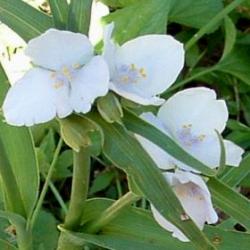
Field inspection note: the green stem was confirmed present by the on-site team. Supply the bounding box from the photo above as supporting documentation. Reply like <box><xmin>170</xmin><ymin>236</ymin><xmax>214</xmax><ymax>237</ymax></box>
<box><xmin>185</xmin><ymin>0</ymin><xmax>245</xmax><ymax>51</ymax></box>
<box><xmin>27</xmin><ymin>137</ymin><xmax>63</xmax><ymax>230</ymax></box>
<box><xmin>85</xmin><ymin>191</ymin><xmax>139</xmax><ymax>234</ymax></box>
<box><xmin>48</xmin><ymin>179</ymin><xmax>68</xmax><ymax>215</ymax></box>
<box><xmin>57</xmin><ymin>148</ymin><xmax>90</xmax><ymax>250</ymax></box>
<box><xmin>64</xmin><ymin>148</ymin><xmax>90</xmax><ymax>229</ymax></box>
<box><xmin>162</xmin><ymin>67</ymin><xmax>216</xmax><ymax>96</ymax></box>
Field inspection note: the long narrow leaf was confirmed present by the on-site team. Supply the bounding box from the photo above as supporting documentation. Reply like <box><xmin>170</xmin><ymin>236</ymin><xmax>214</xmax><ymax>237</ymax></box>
<box><xmin>0</xmin><ymin>65</ymin><xmax>39</xmax><ymax>218</ymax></box>
<box><xmin>208</xmin><ymin>177</ymin><xmax>250</xmax><ymax>230</ymax></box>
<box><xmin>62</xmin><ymin>198</ymin><xmax>250</xmax><ymax>250</ymax></box>
<box><xmin>88</xmin><ymin>113</ymin><xmax>216</xmax><ymax>250</ymax></box>
<box><xmin>48</xmin><ymin>0</ymin><xmax>69</xmax><ymax>29</ymax></box>
<box><xmin>0</xmin><ymin>0</ymin><xmax>53</xmax><ymax>41</ymax></box>
<box><xmin>68</xmin><ymin>0</ymin><xmax>92</xmax><ymax>34</ymax></box>
<box><xmin>123</xmin><ymin>109</ymin><xmax>216</xmax><ymax>176</ymax></box>
<box><xmin>220</xmin><ymin>154</ymin><xmax>250</xmax><ymax>187</ymax></box>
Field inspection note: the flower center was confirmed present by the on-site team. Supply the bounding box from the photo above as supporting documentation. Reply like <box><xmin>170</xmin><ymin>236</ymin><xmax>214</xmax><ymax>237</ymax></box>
<box><xmin>50</xmin><ymin>64</ymin><xmax>81</xmax><ymax>89</ymax></box>
<box><xmin>115</xmin><ymin>64</ymin><xmax>147</xmax><ymax>84</ymax></box>
<box><xmin>177</xmin><ymin>124</ymin><xmax>206</xmax><ymax>148</ymax></box>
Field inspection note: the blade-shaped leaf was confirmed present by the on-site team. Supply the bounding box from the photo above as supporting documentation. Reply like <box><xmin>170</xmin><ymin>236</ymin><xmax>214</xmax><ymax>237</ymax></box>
<box><xmin>0</xmin><ymin>65</ymin><xmax>39</xmax><ymax>218</ymax></box>
<box><xmin>0</xmin><ymin>0</ymin><xmax>53</xmax><ymax>41</ymax></box>
<box><xmin>0</xmin><ymin>64</ymin><xmax>9</xmax><ymax>106</ymax></box>
<box><xmin>220</xmin><ymin>154</ymin><xmax>250</xmax><ymax>187</ymax></box>
<box><xmin>216</xmin><ymin>45</ymin><xmax>250</xmax><ymax>85</ymax></box>
<box><xmin>208</xmin><ymin>177</ymin><xmax>250</xmax><ymax>230</ymax></box>
<box><xmin>88</xmin><ymin>112</ymin><xmax>215</xmax><ymax>250</ymax></box>
<box><xmin>0</xmin><ymin>239</ymin><xmax>17</xmax><ymax>250</ymax></box>
<box><xmin>61</xmin><ymin>198</ymin><xmax>250</xmax><ymax>250</ymax></box>
<box><xmin>169</xmin><ymin>0</ymin><xmax>223</xmax><ymax>30</ymax></box>
<box><xmin>122</xmin><ymin>110</ymin><xmax>216</xmax><ymax>176</ymax></box>
<box><xmin>48</xmin><ymin>0</ymin><xmax>69</xmax><ymax>29</ymax></box>
<box><xmin>68</xmin><ymin>0</ymin><xmax>92</xmax><ymax>34</ymax></box>
<box><xmin>104</xmin><ymin>0</ymin><xmax>171</xmax><ymax>44</ymax></box>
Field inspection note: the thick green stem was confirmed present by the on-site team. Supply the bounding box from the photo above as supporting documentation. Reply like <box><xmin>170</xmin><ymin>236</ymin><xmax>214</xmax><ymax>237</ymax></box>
<box><xmin>185</xmin><ymin>0</ymin><xmax>245</xmax><ymax>51</ymax></box>
<box><xmin>57</xmin><ymin>148</ymin><xmax>90</xmax><ymax>250</ymax></box>
<box><xmin>85</xmin><ymin>191</ymin><xmax>139</xmax><ymax>234</ymax></box>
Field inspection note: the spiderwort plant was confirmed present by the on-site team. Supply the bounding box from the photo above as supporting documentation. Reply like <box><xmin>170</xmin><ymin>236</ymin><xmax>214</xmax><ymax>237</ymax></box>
<box><xmin>0</xmin><ymin>0</ymin><xmax>249</xmax><ymax>250</ymax></box>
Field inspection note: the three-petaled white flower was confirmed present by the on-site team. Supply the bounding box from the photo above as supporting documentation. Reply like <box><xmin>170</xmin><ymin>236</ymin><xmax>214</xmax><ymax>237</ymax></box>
<box><xmin>137</xmin><ymin>87</ymin><xmax>244</xmax><ymax>171</ymax></box>
<box><xmin>3</xmin><ymin>29</ymin><xmax>109</xmax><ymax>126</ymax></box>
<box><xmin>151</xmin><ymin>170</ymin><xmax>218</xmax><ymax>242</ymax></box>
<box><xmin>103</xmin><ymin>23</ymin><xmax>185</xmax><ymax>105</ymax></box>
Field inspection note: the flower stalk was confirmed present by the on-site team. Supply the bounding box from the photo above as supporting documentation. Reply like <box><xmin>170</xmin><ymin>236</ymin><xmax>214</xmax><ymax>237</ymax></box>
<box><xmin>57</xmin><ymin>147</ymin><xmax>90</xmax><ymax>250</ymax></box>
<box><xmin>85</xmin><ymin>191</ymin><xmax>140</xmax><ymax>234</ymax></box>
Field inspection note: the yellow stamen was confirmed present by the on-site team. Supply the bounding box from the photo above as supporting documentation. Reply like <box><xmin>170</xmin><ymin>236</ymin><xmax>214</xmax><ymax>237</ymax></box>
<box><xmin>139</xmin><ymin>68</ymin><xmax>147</xmax><ymax>78</ymax></box>
<box><xmin>53</xmin><ymin>81</ymin><xmax>64</xmax><ymax>89</ymax></box>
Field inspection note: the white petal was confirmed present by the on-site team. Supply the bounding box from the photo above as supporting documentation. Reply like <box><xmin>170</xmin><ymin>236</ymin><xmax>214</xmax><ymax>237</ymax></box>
<box><xmin>151</xmin><ymin>205</ymin><xmax>189</xmax><ymax>242</ymax></box>
<box><xmin>110</xmin><ymin>81</ymin><xmax>165</xmax><ymax>105</ymax></box>
<box><xmin>224</xmin><ymin>140</ymin><xmax>244</xmax><ymax>167</ymax></box>
<box><xmin>103</xmin><ymin>22</ymin><xmax>118</xmax><ymax>76</ymax></box>
<box><xmin>70</xmin><ymin>56</ymin><xmax>109</xmax><ymax>113</ymax></box>
<box><xmin>182</xmin><ymin>134</ymin><xmax>222</xmax><ymax>170</ymax></box>
<box><xmin>89</xmin><ymin>1</ymin><xmax>109</xmax><ymax>45</ymax></box>
<box><xmin>135</xmin><ymin>112</ymin><xmax>175</xmax><ymax>170</ymax></box>
<box><xmin>113</xmin><ymin>35</ymin><xmax>184</xmax><ymax>98</ymax></box>
<box><xmin>158</xmin><ymin>87</ymin><xmax>228</xmax><ymax>136</ymax></box>
<box><xmin>25</xmin><ymin>29</ymin><xmax>94</xmax><ymax>70</ymax></box>
<box><xmin>171</xmin><ymin>171</ymin><xmax>218</xmax><ymax>226</ymax></box>
<box><xmin>3</xmin><ymin>68</ymin><xmax>72</xmax><ymax>126</ymax></box>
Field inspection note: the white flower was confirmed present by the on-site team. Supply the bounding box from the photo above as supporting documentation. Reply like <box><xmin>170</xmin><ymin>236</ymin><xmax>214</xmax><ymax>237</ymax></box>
<box><xmin>3</xmin><ymin>29</ymin><xmax>109</xmax><ymax>126</ymax></box>
<box><xmin>136</xmin><ymin>87</ymin><xmax>244</xmax><ymax>171</ymax></box>
<box><xmin>103</xmin><ymin>23</ymin><xmax>185</xmax><ymax>105</ymax></box>
<box><xmin>151</xmin><ymin>170</ymin><xmax>218</xmax><ymax>242</ymax></box>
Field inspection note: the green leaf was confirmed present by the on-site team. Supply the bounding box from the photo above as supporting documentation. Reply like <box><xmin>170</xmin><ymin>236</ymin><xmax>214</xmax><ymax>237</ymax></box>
<box><xmin>68</xmin><ymin>0</ymin><xmax>92</xmax><ymax>34</ymax></box>
<box><xmin>0</xmin><ymin>0</ymin><xmax>53</xmax><ymax>41</ymax></box>
<box><xmin>40</xmin><ymin>129</ymin><xmax>56</xmax><ymax>163</ymax></box>
<box><xmin>60</xmin><ymin>115</ymin><xmax>104</xmax><ymax>156</ymax></box>
<box><xmin>48</xmin><ymin>0</ymin><xmax>69</xmax><ymax>29</ymax></box>
<box><xmin>122</xmin><ymin>110</ymin><xmax>216</xmax><ymax>176</ymax></box>
<box><xmin>89</xmin><ymin>171</ymin><xmax>115</xmax><ymax>195</ymax></box>
<box><xmin>169</xmin><ymin>0</ymin><xmax>223</xmax><ymax>30</ymax></box>
<box><xmin>208</xmin><ymin>177</ymin><xmax>250</xmax><ymax>230</ymax></box>
<box><xmin>0</xmin><ymin>64</ymin><xmax>9</xmax><ymax>106</ymax></box>
<box><xmin>32</xmin><ymin>211</ymin><xmax>59</xmax><ymax>250</ymax></box>
<box><xmin>0</xmin><ymin>210</ymin><xmax>32</xmax><ymax>250</ymax></box>
<box><xmin>88</xmin><ymin>113</ymin><xmax>215</xmax><ymax>250</ymax></box>
<box><xmin>54</xmin><ymin>150</ymin><xmax>73</xmax><ymax>180</ymax></box>
<box><xmin>215</xmin><ymin>131</ymin><xmax>226</xmax><ymax>177</ymax></box>
<box><xmin>220</xmin><ymin>154</ymin><xmax>250</xmax><ymax>187</ymax></box>
<box><xmin>104</xmin><ymin>0</ymin><xmax>171</xmax><ymax>44</ymax></box>
<box><xmin>220</xmin><ymin>16</ymin><xmax>237</xmax><ymax>61</ymax></box>
<box><xmin>97</xmin><ymin>92</ymin><xmax>123</xmax><ymax>124</ymax></box>
<box><xmin>100</xmin><ymin>0</ymin><xmax>136</xmax><ymax>7</ymax></box>
<box><xmin>0</xmin><ymin>239</ymin><xmax>17</xmax><ymax>250</ymax></box>
<box><xmin>62</xmin><ymin>198</ymin><xmax>250</xmax><ymax>250</ymax></box>
<box><xmin>216</xmin><ymin>45</ymin><xmax>250</xmax><ymax>85</ymax></box>
<box><xmin>0</xmin><ymin>120</ymin><xmax>39</xmax><ymax>218</ymax></box>
<box><xmin>0</xmin><ymin>67</ymin><xmax>39</xmax><ymax>218</ymax></box>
